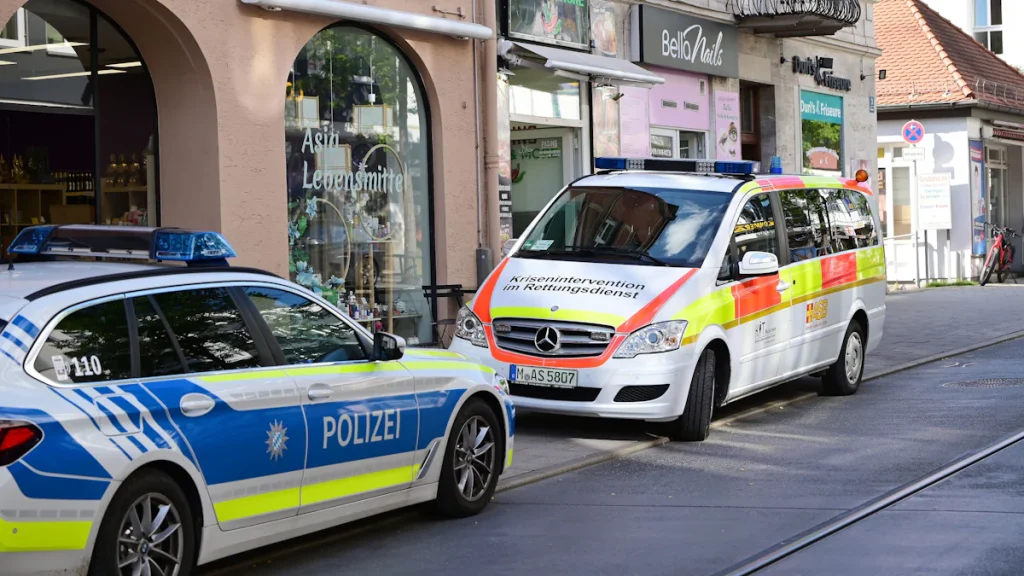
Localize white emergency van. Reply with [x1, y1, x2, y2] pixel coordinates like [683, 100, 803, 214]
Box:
[450, 158, 885, 441]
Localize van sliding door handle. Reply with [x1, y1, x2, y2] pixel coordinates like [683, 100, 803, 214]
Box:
[776, 281, 792, 293]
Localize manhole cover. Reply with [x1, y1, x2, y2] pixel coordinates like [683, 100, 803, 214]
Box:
[942, 378, 1024, 389]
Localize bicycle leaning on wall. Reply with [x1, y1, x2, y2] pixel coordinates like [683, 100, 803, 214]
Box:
[980, 223, 1021, 286]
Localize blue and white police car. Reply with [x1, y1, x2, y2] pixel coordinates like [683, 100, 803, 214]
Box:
[0, 225, 514, 575]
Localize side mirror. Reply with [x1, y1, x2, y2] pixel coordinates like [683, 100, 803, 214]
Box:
[501, 238, 517, 256]
[373, 332, 405, 361]
[738, 251, 779, 276]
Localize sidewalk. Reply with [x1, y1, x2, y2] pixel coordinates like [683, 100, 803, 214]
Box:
[500, 286, 1024, 489]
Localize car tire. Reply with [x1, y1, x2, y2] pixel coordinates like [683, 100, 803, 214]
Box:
[435, 398, 502, 518]
[88, 469, 197, 576]
[821, 320, 866, 396]
[669, 348, 715, 442]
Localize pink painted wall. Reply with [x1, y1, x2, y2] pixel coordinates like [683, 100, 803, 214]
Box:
[647, 66, 710, 131]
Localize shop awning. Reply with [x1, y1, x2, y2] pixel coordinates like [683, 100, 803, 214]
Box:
[507, 42, 665, 87]
[239, 0, 493, 40]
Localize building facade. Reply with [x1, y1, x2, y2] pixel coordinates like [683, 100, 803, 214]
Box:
[876, 0, 1024, 283]
[0, 0, 877, 346]
[919, 0, 1024, 71]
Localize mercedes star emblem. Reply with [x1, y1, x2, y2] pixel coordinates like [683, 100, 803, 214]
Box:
[534, 326, 562, 353]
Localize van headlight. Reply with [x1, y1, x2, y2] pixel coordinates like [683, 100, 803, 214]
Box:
[613, 321, 687, 359]
[455, 306, 488, 347]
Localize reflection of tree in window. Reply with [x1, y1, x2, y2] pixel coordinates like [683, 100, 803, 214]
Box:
[246, 287, 366, 365]
[152, 289, 262, 374]
[33, 301, 132, 383]
[782, 189, 832, 260]
[133, 296, 185, 378]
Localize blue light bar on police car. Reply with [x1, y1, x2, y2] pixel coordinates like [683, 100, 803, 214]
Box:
[6, 225, 236, 264]
[152, 230, 237, 261]
[594, 157, 758, 175]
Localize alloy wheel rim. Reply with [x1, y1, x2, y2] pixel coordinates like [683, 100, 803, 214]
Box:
[117, 493, 183, 576]
[454, 415, 496, 502]
[845, 332, 863, 384]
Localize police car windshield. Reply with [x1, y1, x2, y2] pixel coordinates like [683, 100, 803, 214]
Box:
[516, 186, 731, 268]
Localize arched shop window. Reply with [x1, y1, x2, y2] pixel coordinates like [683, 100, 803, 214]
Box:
[286, 25, 434, 346]
[0, 0, 158, 251]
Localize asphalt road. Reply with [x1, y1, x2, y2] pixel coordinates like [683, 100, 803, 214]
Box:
[204, 338, 1024, 576]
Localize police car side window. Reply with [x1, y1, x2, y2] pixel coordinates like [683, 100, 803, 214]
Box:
[244, 287, 367, 365]
[132, 296, 187, 378]
[33, 300, 133, 384]
[781, 189, 832, 261]
[733, 193, 781, 259]
[152, 288, 263, 374]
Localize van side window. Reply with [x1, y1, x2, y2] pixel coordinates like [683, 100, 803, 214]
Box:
[828, 189, 878, 249]
[733, 193, 781, 260]
[781, 189, 832, 261]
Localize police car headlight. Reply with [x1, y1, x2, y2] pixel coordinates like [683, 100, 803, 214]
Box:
[613, 321, 688, 359]
[455, 306, 488, 347]
[493, 373, 510, 395]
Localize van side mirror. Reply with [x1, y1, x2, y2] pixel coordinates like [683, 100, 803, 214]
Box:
[373, 332, 405, 361]
[501, 239, 517, 256]
[738, 251, 779, 276]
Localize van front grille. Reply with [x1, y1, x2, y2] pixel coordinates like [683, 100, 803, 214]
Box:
[492, 318, 615, 358]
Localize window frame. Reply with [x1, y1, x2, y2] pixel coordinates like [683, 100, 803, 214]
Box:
[973, 0, 1003, 54]
[234, 282, 374, 368]
[0, 8, 26, 49]
[720, 190, 787, 283]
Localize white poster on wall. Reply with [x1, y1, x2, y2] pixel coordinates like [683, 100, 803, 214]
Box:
[918, 173, 952, 230]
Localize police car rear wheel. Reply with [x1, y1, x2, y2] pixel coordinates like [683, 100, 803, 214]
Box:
[822, 320, 865, 396]
[670, 348, 715, 442]
[89, 470, 196, 576]
[436, 398, 500, 518]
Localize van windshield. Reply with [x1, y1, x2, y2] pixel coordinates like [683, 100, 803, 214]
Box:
[516, 186, 732, 268]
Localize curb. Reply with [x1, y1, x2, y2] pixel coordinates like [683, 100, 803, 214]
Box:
[498, 330, 1024, 494]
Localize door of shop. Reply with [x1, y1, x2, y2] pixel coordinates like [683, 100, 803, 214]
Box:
[510, 127, 579, 237]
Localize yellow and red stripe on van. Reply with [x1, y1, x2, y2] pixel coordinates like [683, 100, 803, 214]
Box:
[674, 246, 885, 345]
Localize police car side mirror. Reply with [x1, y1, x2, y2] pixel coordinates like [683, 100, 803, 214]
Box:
[501, 238, 517, 256]
[373, 332, 405, 362]
[738, 251, 779, 276]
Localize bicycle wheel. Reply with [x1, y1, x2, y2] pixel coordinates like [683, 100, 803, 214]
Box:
[980, 245, 998, 286]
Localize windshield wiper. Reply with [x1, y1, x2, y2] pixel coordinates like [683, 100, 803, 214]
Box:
[562, 245, 670, 267]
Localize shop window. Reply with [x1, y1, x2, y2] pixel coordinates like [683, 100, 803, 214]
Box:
[0, 1, 158, 251]
[286, 25, 434, 346]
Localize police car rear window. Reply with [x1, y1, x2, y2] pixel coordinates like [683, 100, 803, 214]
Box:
[516, 186, 732, 268]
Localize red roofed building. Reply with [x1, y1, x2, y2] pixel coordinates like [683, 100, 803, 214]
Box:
[875, 0, 1024, 282]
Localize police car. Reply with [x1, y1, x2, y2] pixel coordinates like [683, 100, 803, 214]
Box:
[451, 157, 884, 441]
[0, 225, 514, 575]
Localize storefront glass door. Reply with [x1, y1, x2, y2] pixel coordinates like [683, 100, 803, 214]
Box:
[988, 166, 1007, 228]
[510, 127, 577, 237]
[650, 127, 706, 159]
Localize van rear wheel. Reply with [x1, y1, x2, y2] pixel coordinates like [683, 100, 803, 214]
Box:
[669, 348, 715, 442]
[822, 320, 865, 396]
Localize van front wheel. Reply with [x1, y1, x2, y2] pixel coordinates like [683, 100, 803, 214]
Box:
[669, 348, 715, 442]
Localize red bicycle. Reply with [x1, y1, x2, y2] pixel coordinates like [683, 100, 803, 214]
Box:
[980, 223, 1020, 286]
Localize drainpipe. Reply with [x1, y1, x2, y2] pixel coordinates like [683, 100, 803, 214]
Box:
[472, 0, 484, 249]
[478, 0, 501, 285]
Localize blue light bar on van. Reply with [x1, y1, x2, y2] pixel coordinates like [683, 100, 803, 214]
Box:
[594, 157, 758, 175]
[6, 225, 236, 264]
[152, 230, 237, 261]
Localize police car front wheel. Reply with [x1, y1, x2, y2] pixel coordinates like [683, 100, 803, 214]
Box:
[436, 398, 502, 517]
[89, 469, 198, 576]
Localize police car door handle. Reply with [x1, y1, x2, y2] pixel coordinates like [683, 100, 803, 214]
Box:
[180, 393, 215, 418]
[307, 384, 332, 402]
[776, 280, 792, 293]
